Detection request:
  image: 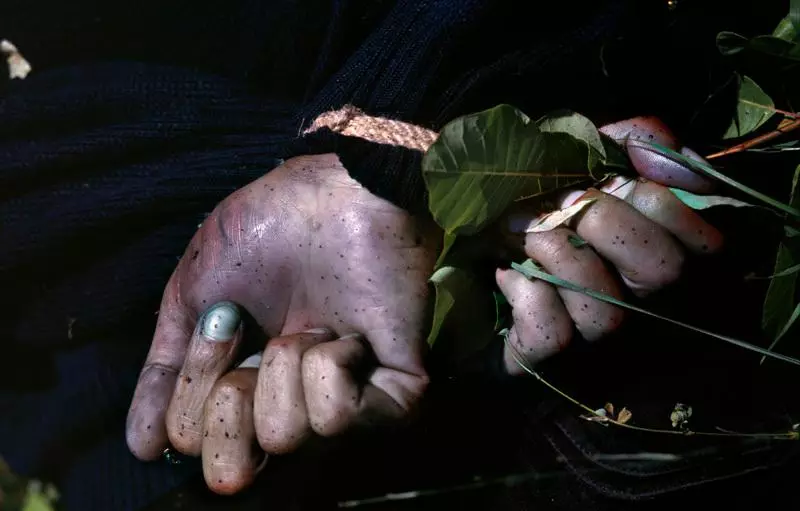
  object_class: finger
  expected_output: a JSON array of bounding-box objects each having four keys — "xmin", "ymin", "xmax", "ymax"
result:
[
  {"xmin": 572, "ymin": 188, "xmax": 685, "ymax": 296},
  {"xmin": 166, "ymin": 301, "xmax": 243, "ymax": 456},
  {"xmin": 126, "ymin": 271, "xmax": 194, "ymax": 461},
  {"xmin": 302, "ymin": 334, "xmax": 427, "ymax": 437},
  {"xmin": 522, "ymin": 227, "xmax": 626, "ymax": 341},
  {"xmin": 600, "ymin": 178, "xmax": 724, "ymax": 254},
  {"xmin": 254, "ymin": 328, "xmax": 335, "ymax": 454},
  {"xmin": 202, "ymin": 367, "xmax": 264, "ymax": 496},
  {"xmin": 600, "ymin": 116, "xmax": 715, "ymax": 193},
  {"xmin": 495, "ymin": 268, "xmax": 574, "ymax": 374}
]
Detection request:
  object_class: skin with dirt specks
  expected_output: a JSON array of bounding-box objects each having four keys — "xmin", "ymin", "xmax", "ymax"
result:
[{"xmin": 127, "ymin": 117, "xmax": 726, "ymax": 494}]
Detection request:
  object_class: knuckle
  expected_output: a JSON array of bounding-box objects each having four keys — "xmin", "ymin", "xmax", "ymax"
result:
[
  {"xmin": 654, "ymin": 251, "xmax": 685, "ymax": 288},
  {"xmin": 513, "ymin": 307, "xmax": 574, "ymax": 359},
  {"xmin": 263, "ymin": 338, "xmax": 305, "ymax": 365},
  {"xmin": 166, "ymin": 415, "xmax": 201, "ymax": 456},
  {"xmin": 526, "ymin": 228, "xmax": 571, "ymax": 261},
  {"xmin": 256, "ymin": 426, "xmax": 298, "ymax": 455},
  {"xmin": 209, "ymin": 378, "xmax": 249, "ymax": 405},
  {"xmin": 582, "ymin": 306, "xmax": 626, "ymax": 341},
  {"xmin": 302, "ymin": 345, "xmax": 337, "ymax": 373},
  {"xmin": 254, "ymin": 404, "xmax": 307, "ymax": 454},
  {"xmin": 308, "ymin": 401, "xmax": 354, "ymax": 438}
]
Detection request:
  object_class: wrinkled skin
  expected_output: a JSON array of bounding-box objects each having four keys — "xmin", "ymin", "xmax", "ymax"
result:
[{"xmin": 126, "ymin": 116, "xmax": 724, "ymax": 495}]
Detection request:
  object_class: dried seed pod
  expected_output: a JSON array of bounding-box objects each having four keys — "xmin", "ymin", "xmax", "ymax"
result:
[{"xmin": 670, "ymin": 403, "xmax": 692, "ymax": 429}]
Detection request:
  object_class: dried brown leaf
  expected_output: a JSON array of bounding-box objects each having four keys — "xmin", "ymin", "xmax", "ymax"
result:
[
  {"xmin": 525, "ymin": 198, "xmax": 596, "ymax": 233},
  {"xmin": 1, "ymin": 39, "xmax": 32, "ymax": 79}
]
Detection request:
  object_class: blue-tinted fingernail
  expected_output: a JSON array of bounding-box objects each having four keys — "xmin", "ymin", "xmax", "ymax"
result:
[{"xmin": 201, "ymin": 301, "xmax": 241, "ymax": 342}]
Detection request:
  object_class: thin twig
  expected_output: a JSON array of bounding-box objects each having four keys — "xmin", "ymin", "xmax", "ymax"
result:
[
  {"xmin": 738, "ymin": 100, "xmax": 800, "ymax": 119},
  {"xmin": 503, "ymin": 334, "xmax": 799, "ymax": 441},
  {"xmin": 706, "ymin": 118, "xmax": 800, "ymax": 159}
]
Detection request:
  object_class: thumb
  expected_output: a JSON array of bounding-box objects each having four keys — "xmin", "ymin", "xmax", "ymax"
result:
[{"xmin": 600, "ymin": 116, "xmax": 715, "ymax": 194}]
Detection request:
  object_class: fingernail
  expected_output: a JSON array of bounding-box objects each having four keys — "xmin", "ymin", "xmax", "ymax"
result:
[
  {"xmin": 303, "ymin": 328, "xmax": 330, "ymax": 334},
  {"xmin": 201, "ymin": 301, "xmax": 241, "ymax": 342},
  {"xmin": 237, "ymin": 352, "xmax": 262, "ymax": 369}
]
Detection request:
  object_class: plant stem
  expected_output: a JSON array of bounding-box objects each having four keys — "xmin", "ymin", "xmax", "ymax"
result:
[
  {"xmin": 706, "ymin": 118, "xmax": 800, "ymax": 159},
  {"xmin": 503, "ymin": 335, "xmax": 799, "ymax": 441},
  {"xmin": 738, "ymin": 100, "xmax": 800, "ymax": 119}
]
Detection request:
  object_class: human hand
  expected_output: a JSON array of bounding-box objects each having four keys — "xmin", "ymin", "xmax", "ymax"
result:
[
  {"xmin": 125, "ymin": 154, "xmax": 439, "ymax": 493},
  {"xmin": 494, "ymin": 116, "xmax": 723, "ymax": 373},
  {"xmin": 125, "ymin": 116, "xmax": 722, "ymax": 495}
]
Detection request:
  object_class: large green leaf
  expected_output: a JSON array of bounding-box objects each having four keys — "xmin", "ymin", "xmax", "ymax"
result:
[
  {"xmin": 422, "ymin": 104, "xmax": 594, "ymax": 240},
  {"xmin": 426, "ymin": 266, "xmax": 495, "ymax": 361},
  {"xmin": 762, "ymin": 165, "xmax": 800, "ymax": 354},
  {"xmin": 717, "ymin": 32, "xmax": 800, "ymax": 62},
  {"xmin": 723, "ymin": 75, "xmax": 776, "ymax": 139}
]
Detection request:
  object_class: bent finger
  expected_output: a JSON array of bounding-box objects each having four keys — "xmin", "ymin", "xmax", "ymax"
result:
[
  {"xmin": 571, "ymin": 189, "xmax": 685, "ymax": 296},
  {"xmin": 495, "ymin": 268, "xmax": 574, "ymax": 374},
  {"xmin": 608, "ymin": 178, "xmax": 724, "ymax": 254},
  {"xmin": 302, "ymin": 334, "xmax": 427, "ymax": 438},
  {"xmin": 523, "ymin": 227, "xmax": 626, "ymax": 341},
  {"xmin": 254, "ymin": 329, "xmax": 335, "ymax": 454},
  {"xmin": 600, "ymin": 116, "xmax": 714, "ymax": 193},
  {"xmin": 166, "ymin": 301, "xmax": 243, "ymax": 456},
  {"xmin": 202, "ymin": 367, "xmax": 264, "ymax": 495},
  {"xmin": 126, "ymin": 271, "xmax": 194, "ymax": 461}
]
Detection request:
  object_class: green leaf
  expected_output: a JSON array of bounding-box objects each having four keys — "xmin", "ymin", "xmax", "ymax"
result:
[
  {"xmin": 427, "ymin": 266, "xmax": 459, "ymax": 347},
  {"xmin": 600, "ymin": 133, "xmax": 633, "ymax": 171},
  {"xmin": 773, "ymin": 16, "xmax": 798, "ymax": 41},
  {"xmin": 669, "ymin": 188, "xmax": 758, "ymax": 210},
  {"xmin": 717, "ymin": 31, "xmax": 749, "ymax": 55},
  {"xmin": 426, "ymin": 266, "xmax": 496, "ymax": 362},
  {"xmin": 537, "ymin": 110, "xmax": 606, "ymax": 172},
  {"xmin": 422, "ymin": 104, "xmax": 594, "ymax": 239},
  {"xmin": 787, "ymin": 225, "xmax": 800, "ymax": 237},
  {"xmin": 723, "ymin": 75, "xmax": 776, "ymax": 139},
  {"xmin": 435, "ymin": 231, "xmax": 458, "ymax": 270},
  {"xmin": 637, "ymin": 141, "xmax": 800, "ymax": 219},
  {"xmin": 775, "ymin": 302, "xmax": 800, "ymax": 343},
  {"xmin": 493, "ymin": 291, "xmax": 509, "ymax": 331},
  {"xmin": 761, "ymin": 263, "xmax": 800, "ymax": 279},
  {"xmin": 510, "ymin": 261, "xmax": 800, "ymax": 367},
  {"xmin": 567, "ymin": 234, "xmax": 589, "ymax": 248},
  {"xmin": 762, "ymin": 165, "xmax": 800, "ymax": 355},
  {"xmin": 717, "ymin": 31, "xmax": 800, "ymax": 62},
  {"xmin": 792, "ymin": 0, "xmax": 800, "ymax": 31},
  {"xmin": 23, "ymin": 483, "xmax": 58, "ymax": 511}
]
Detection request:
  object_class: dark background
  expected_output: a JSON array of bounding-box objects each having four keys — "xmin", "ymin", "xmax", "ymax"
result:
[{"xmin": 1, "ymin": 1, "xmax": 800, "ymax": 510}]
